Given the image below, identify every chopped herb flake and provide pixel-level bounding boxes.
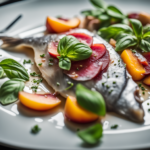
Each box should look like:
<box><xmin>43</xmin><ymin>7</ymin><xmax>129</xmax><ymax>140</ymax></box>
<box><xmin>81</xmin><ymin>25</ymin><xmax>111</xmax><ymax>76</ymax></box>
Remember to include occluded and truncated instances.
<box><xmin>106</xmin><ymin>85</ymin><xmax>110</xmax><ymax>89</ymax></box>
<box><xmin>65</xmin><ymin>82</ymin><xmax>74</xmax><ymax>90</ymax></box>
<box><xmin>30</xmin><ymin>72</ymin><xmax>40</xmax><ymax>77</ymax></box>
<box><xmin>23</xmin><ymin>59</ymin><xmax>31</xmax><ymax>64</ymax></box>
<box><xmin>148</xmin><ymin>109</ymin><xmax>150</xmax><ymax>112</ymax></box>
<box><xmin>141</xmin><ymin>87</ymin><xmax>145</xmax><ymax>91</ymax></box>
<box><xmin>31</xmin><ymin>125</ymin><xmax>41</xmax><ymax>134</ymax></box>
<box><xmin>142</xmin><ymin>92</ymin><xmax>145</xmax><ymax>95</ymax></box>
<box><xmin>49</xmin><ymin>63</ymin><xmax>53</xmax><ymax>66</ymax></box>
<box><xmin>138</xmin><ymin>83</ymin><xmax>142</xmax><ymax>87</ymax></box>
<box><xmin>40</xmin><ymin>54</ymin><xmax>45</xmax><ymax>57</ymax></box>
<box><xmin>114</xmin><ymin>64</ymin><xmax>116</xmax><ymax>66</ymax></box>
<box><xmin>31</xmin><ymin>86</ymin><xmax>38</xmax><ymax>92</ymax></box>
<box><xmin>57</xmin><ymin>82</ymin><xmax>60</xmax><ymax>86</ymax></box>
<box><xmin>113</xmin><ymin>81</ymin><xmax>116</xmax><ymax>84</ymax></box>
<box><xmin>38</xmin><ymin>63</ymin><xmax>42</xmax><ymax>66</ymax></box>
<box><xmin>147</xmin><ymin>103</ymin><xmax>149</xmax><ymax>105</ymax></box>
<box><xmin>111</xmin><ymin>124</ymin><xmax>118</xmax><ymax>129</ymax></box>
<box><xmin>102</xmin><ymin>83</ymin><xmax>105</xmax><ymax>86</ymax></box>
<box><xmin>33</xmin><ymin>78</ymin><xmax>43</xmax><ymax>84</ymax></box>
<box><xmin>49</xmin><ymin>58</ymin><xmax>53</xmax><ymax>62</ymax></box>
<box><xmin>116</xmin><ymin>75</ymin><xmax>118</xmax><ymax>77</ymax></box>
<box><xmin>118</xmin><ymin>60</ymin><xmax>120</xmax><ymax>62</ymax></box>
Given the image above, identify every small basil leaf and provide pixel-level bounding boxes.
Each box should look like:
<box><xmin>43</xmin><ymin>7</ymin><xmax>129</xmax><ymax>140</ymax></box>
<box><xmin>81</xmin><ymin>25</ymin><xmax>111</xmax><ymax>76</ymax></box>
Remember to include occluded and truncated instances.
<box><xmin>139</xmin><ymin>39</ymin><xmax>150</xmax><ymax>52</ymax></box>
<box><xmin>0</xmin><ymin>59</ymin><xmax>29</xmax><ymax>81</ymax></box>
<box><xmin>0</xmin><ymin>78</ymin><xmax>25</xmax><ymax>105</ymax></box>
<box><xmin>115</xmin><ymin>35</ymin><xmax>137</xmax><ymax>51</ymax></box>
<box><xmin>66</xmin><ymin>43</ymin><xmax>92</xmax><ymax>61</ymax></box>
<box><xmin>143</xmin><ymin>25</ymin><xmax>150</xmax><ymax>34</ymax></box>
<box><xmin>129</xmin><ymin>19</ymin><xmax>143</xmax><ymax>40</ymax></box>
<box><xmin>58</xmin><ymin>57</ymin><xmax>71</xmax><ymax>70</ymax></box>
<box><xmin>107</xmin><ymin>5</ymin><xmax>124</xmax><ymax>19</ymax></box>
<box><xmin>143</xmin><ymin>31</ymin><xmax>150</xmax><ymax>39</ymax></box>
<box><xmin>77</xmin><ymin>123</ymin><xmax>103</xmax><ymax>145</ymax></box>
<box><xmin>90</xmin><ymin>0</ymin><xmax>107</xmax><ymax>10</ymax></box>
<box><xmin>0</xmin><ymin>67</ymin><xmax>4</xmax><ymax>78</ymax></box>
<box><xmin>76</xmin><ymin>84</ymin><xmax>106</xmax><ymax>116</ymax></box>
<box><xmin>121</xmin><ymin>18</ymin><xmax>129</xmax><ymax>25</ymax></box>
<box><xmin>99</xmin><ymin>20</ymin><xmax>111</xmax><ymax>29</ymax></box>
<box><xmin>91</xmin><ymin>9</ymin><xmax>103</xmax><ymax>17</ymax></box>
<box><xmin>57</xmin><ymin>36</ymin><xmax>79</xmax><ymax>56</ymax></box>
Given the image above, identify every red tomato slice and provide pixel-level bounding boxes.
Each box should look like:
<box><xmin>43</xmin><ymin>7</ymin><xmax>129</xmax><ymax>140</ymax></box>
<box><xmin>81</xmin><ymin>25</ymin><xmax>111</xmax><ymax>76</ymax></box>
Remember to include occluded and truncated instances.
<box><xmin>68</xmin><ymin>32</ymin><xmax>93</xmax><ymax>47</ymax></box>
<box><xmin>48</xmin><ymin>42</ymin><xmax>60</xmax><ymax>58</ymax></box>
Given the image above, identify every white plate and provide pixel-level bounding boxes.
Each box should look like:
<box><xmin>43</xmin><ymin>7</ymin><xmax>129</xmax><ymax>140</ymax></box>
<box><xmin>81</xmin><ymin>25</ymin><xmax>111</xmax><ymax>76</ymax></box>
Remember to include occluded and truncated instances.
<box><xmin>1</xmin><ymin>0</ymin><xmax>150</xmax><ymax>149</ymax></box>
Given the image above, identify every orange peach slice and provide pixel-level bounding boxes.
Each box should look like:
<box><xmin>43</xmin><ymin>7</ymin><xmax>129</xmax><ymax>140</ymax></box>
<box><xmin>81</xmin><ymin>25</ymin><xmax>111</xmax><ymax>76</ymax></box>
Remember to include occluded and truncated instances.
<box><xmin>46</xmin><ymin>17</ymin><xmax>80</xmax><ymax>33</ymax></box>
<box><xmin>121</xmin><ymin>49</ymin><xmax>145</xmax><ymax>81</ymax></box>
<box><xmin>64</xmin><ymin>96</ymin><xmax>99</xmax><ymax>123</ymax></box>
<box><xmin>19</xmin><ymin>92</ymin><xmax>61</xmax><ymax>111</ymax></box>
<box><xmin>143</xmin><ymin>75</ymin><xmax>150</xmax><ymax>86</ymax></box>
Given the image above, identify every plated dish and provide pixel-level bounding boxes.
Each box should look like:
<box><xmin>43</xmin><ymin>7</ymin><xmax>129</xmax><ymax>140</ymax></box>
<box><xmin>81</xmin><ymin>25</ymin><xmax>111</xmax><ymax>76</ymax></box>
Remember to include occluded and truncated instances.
<box><xmin>1</xmin><ymin>0</ymin><xmax>150</xmax><ymax>149</ymax></box>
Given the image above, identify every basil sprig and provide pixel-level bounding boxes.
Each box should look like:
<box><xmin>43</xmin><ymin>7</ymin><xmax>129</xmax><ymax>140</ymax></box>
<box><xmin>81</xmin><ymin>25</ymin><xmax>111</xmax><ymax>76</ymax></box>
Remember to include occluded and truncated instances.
<box><xmin>0</xmin><ymin>78</ymin><xmax>25</xmax><ymax>105</ymax></box>
<box><xmin>76</xmin><ymin>84</ymin><xmax>106</xmax><ymax>116</ymax></box>
<box><xmin>0</xmin><ymin>59</ymin><xmax>29</xmax><ymax>105</ymax></box>
<box><xmin>99</xmin><ymin>19</ymin><xmax>150</xmax><ymax>52</ymax></box>
<box><xmin>77</xmin><ymin>123</ymin><xmax>103</xmax><ymax>145</ymax></box>
<box><xmin>57</xmin><ymin>36</ymin><xmax>92</xmax><ymax>70</ymax></box>
<box><xmin>81</xmin><ymin>0</ymin><xmax>127</xmax><ymax>29</ymax></box>
<box><xmin>0</xmin><ymin>59</ymin><xmax>29</xmax><ymax>81</ymax></box>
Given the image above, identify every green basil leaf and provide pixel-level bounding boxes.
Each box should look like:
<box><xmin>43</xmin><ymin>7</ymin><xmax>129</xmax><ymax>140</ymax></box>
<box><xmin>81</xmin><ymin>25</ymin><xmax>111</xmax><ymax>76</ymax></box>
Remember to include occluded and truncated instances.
<box><xmin>66</xmin><ymin>43</ymin><xmax>92</xmax><ymax>61</ymax></box>
<box><xmin>81</xmin><ymin>9</ymin><xmax>103</xmax><ymax>17</ymax></box>
<box><xmin>115</xmin><ymin>35</ymin><xmax>137</xmax><ymax>51</ymax></box>
<box><xmin>77</xmin><ymin>123</ymin><xmax>103</xmax><ymax>145</ymax></box>
<box><xmin>0</xmin><ymin>78</ymin><xmax>25</xmax><ymax>105</ymax></box>
<box><xmin>58</xmin><ymin>57</ymin><xmax>71</xmax><ymax>70</ymax></box>
<box><xmin>98</xmin><ymin>24</ymin><xmax>133</xmax><ymax>41</ymax></box>
<box><xmin>143</xmin><ymin>31</ymin><xmax>150</xmax><ymax>39</ymax></box>
<box><xmin>114</xmin><ymin>32</ymin><xmax>130</xmax><ymax>41</ymax></box>
<box><xmin>139</xmin><ymin>39</ymin><xmax>150</xmax><ymax>52</ymax></box>
<box><xmin>107</xmin><ymin>5</ymin><xmax>124</xmax><ymax>19</ymax></box>
<box><xmin>143</xmin><ymin>25</ymin><xmax>150</xmax><ymax>33</ymax></box>
<box><xmin>121</xmin><ymin>18</ymin><xmax>129</xmax><ymax>25</ymax></box>
<box><xmin>57</xmin><ymin>36</ymin><xmax>79</xmax><ymax>56</ymax></box>
<box><xmin>90</xmin><ymin>0</ymin><xmax>107</xmax><ymax>10</ymax></box>
<box><xmin>0</xmin><ymin>67</ymin><xmax>4</xmax><ymax>78</ymax></box>
<box><xmin>81</xmin><ymin>10</ymin><xmax>92</xmax><ymax>16</ymax></box>
<box><xmin>76</xmin><ymin>84</ymin><xmax>106</xmax><ymax>116</ymax></box>
<box><xmin>99</xmin><ymin>20</ymin><xmax>111</xmax><ymax>29</ymax></box>
<box><xmin>0</xmin><ymin>59</ymin><xmax>29</xmax><ymax>81</ymax></box>
<box><xmin>129</xmin><ymin>19</ymin><xmax>143</xmax><ymax>40</ymax></box>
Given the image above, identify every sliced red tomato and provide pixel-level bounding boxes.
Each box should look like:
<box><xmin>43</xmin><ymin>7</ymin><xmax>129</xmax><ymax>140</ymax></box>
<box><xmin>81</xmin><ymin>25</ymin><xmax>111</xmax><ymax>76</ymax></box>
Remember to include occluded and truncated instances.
<box><xmin>90</xmin><ymin>44</ymin><xmax>106</xmax><ymax>61</ymax></box>
<box><xmin>68</xmin><ymin>32</ymin><xmax>93</xmax><ymax>47</ymax></box>
<box><xmin>143</xmin><ymin>52</ymin><xmax>150</xmax><ymax>74</ymax></box>
<box><xmin>48</xmin><ymin>42</ymin><xmax>60</xmax><ymax>58</ymax></box>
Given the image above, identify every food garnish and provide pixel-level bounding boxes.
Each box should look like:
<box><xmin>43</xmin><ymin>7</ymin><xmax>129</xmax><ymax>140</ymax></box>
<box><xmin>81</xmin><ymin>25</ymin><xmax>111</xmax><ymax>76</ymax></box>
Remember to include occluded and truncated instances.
<box><xmin>23</xmin><ymin>59</ymin><xmax>32</xmax><ymax>64</ymax></box>
<box><xmin>0</xmin><ymin>66</ymin><xmax>4</xmax><ymax>78</ymax></box>
<box><xmin>33</xmin><ymin>78</ymin><xmax>43</xmax><ymax>84</ymax></box>
<box><xmin>57</xmin><ymin>35</ymin><xmax>92</xmax><ymax>70</ymax></box>
<box><xmin>30</xmin><ymin>72</ymin><xmax>40</xmax><ymax>77</ymax></box>
<box><xmin>77</xmin><ymin>123</ymin><xmax>103</xmax><ymax>145</ymax></box>
<box><xmin>76</xmin><ymin>84</ymin><xmax>106</xmax><ymax>116</ymax></box>
<box><xmin>111</xmin><ymin>124</ymin><xmax>118</xmax><ymax>129</ymax></box>
<box><xmin>99</xmin><ymin>19</ymin><xmax>150</xmax><ymax>52</ymax></box>
<box><xmin>31</xmin><ymin>125</ymin><xmax>41</xmax><ymax>134</ymax></box>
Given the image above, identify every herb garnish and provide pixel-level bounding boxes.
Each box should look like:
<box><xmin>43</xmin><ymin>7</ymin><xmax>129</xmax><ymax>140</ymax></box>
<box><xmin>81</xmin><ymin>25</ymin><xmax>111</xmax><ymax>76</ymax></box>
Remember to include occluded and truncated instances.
<box><xmin>57</xmin><ymin>82</ymin><xmax>60</xmax><ymax>86</ymax></box>
<box><xmin>31</xmin><ymin>86</ymin><xmax>38</xmax><ymax>92</ymax></box>
<box><xmin>0</xmin><ymin>66</ymin><xmax>4</xmax><ymax>78</ymax></box>
<box><xmin>49</xmin><ymin>63</ymin><xmax>53</xmax><ymax>66</ymax></box>
<box><xmin>111</xmin><ymin>124</ymin><xmax>118</xmax><ymax>129</ymax></box>
<box><xmin>99</xmin><ymin>19</ymin><xmax>150</xmax><ymax>52</ymax></box>
<box><xmin>81</xmin><ymin>0</ymin><xmax>127</xmax><ymax>29</ymax></box>
<box><xmin>77</xmin><ymin>123</ymin><xmax>103</xmax><ymax>145</ymax></box>
<box><xmin>40</xmin><ymin>54</ymin><xmax>45</xmax><ymax>57</ymax></box>
<box><xmin>33</xmin><ymin>79</ymin><xmax>42</xmax><ymax>84</ymax></box>
<box><xmin>31</xmin><ymin>125</ymin><xmax>41</xmax><ymax>134</ymax></box>
<box><xmin>57</xmin><ymin>36</ymin><xmax>92</xmax><ymax>70</ymax></box>
<box><xmin>23</xmin><ymin>59</ymin><xmax>31</xmax><ymax>64</ymax></box>
<box><xmin>76</xmin><ymin>84</ymin><xmax>106</xmax><ymax>116</ymax></box>
<box><xmin>30</xmin><ymin>72</ymin><xmax>40</xmax><ymax>77</ymax></box>
<box><xmin>65</xmin><ymin>81</ymin><xmax>74</xmax><ymax>90</ymax></box>
<box><xmin>49</xmin><ymin>58</ymin><xmax>53</xmax><ymax>62</ymax></box>
<box><xmin>38</xmin><ymin>63</ymin><xmax>42</xmax><ymax>66</ymax></box>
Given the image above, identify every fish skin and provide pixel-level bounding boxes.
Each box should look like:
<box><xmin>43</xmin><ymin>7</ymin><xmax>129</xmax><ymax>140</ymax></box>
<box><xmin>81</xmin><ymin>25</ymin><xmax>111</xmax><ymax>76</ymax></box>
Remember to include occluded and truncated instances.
<box><xmin>0</xmin><ymin>29</ymin><xmax>144</xmax><ymax>122</ymax></box>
